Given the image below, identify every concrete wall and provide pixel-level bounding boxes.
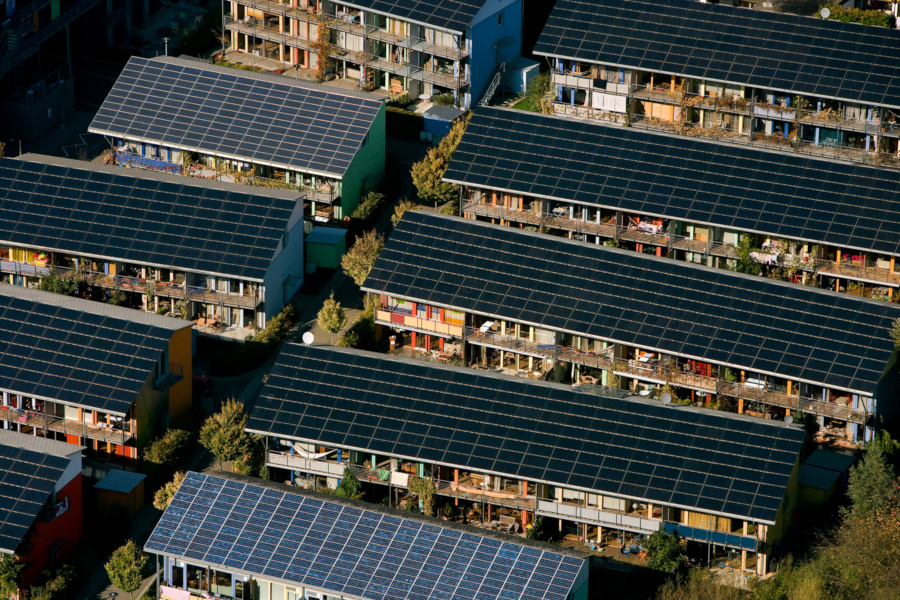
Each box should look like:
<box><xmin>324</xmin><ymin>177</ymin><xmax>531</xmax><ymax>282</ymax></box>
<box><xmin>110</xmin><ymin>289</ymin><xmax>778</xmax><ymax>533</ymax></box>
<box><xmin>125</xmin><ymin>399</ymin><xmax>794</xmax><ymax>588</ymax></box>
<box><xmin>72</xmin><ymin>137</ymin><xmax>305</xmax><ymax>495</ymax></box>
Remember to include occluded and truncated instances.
<box><xmin>261</xmin><ymin>216</ymin><xmax>305</xmax><ymax>324</ymax></box>
<box><xmin>469</xmin><ymin>0</ymin><xmax>522</xmax><ymax>106</ymax></box>
<box><xmin>339</xmin><ymin>103</ymin><xmax>387</xmax><ymax>219</ymax></box>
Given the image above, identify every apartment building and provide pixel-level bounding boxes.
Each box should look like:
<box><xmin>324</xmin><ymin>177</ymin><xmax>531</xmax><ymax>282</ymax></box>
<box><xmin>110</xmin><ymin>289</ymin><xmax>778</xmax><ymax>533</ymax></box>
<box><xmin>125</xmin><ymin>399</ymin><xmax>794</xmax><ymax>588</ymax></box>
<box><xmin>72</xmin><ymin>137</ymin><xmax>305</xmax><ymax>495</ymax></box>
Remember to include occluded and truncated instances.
<box><xmin>0</xmin><ymin>284</ymin><xmax>193</xmax><ymax>462</ymax></box>
<box><xmin>0</xmin><ymin>431</ymin><xmax>84</xmax><ymax>591</ymax></box>
<box><xmin>248</xmin><ymin>343</ymin><xmax>805</xmax><ymax>575</ymax></box>
<box><xmin>224</xmin><ymin>0</ymin><xmax>523</xmax><ymax>108</ymax></box>
<box><xmin>533</xmin><ymin>0</ymin><xmax>900</xmax><ymax>169</ymax></box>
<box><xmin>362</xmin><ymin>211</ymin><xmax>900</xmax><ymax>444</ymax></box>
<box><xmin>89</xmin><ymin>56</ymin><xmax>385</xmax><ymax>222</ymax></box>
<box><xmin>147</xmin><ymin>471</ymin><xmax>590</xmax><ymax>600</ymax></box>
<box><xmin>0</xmin><ymin>155</ymin><xmax>305</xmax><ymax>337</ymax></box>
<box><xmin>448</xmin><ymin>107</ymin><xmax>900</xmax><ymax>301</ymax></box>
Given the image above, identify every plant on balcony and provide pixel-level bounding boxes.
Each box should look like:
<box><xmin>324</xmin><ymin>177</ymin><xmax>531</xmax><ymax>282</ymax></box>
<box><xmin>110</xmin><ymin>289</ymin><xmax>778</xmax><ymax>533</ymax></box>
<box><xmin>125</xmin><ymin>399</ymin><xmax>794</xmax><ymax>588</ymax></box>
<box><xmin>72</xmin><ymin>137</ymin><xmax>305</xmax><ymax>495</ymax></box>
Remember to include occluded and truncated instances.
<box><xmin>105</xmin><ymin>541</ymin><xmax>147</xmax><ymax>600</ymax></box>
<box><xmin>732</xmin><ymin>235</ymin><xmax>763</xmax><ymax>276</ymax></box>
<box><xmin>153</xmin><ymin>471</ymin><xmax>186</xmax><ymax>510</ymax></box>
<box><xmin>318</xmin><ymin>292</ymin><xmax>348</xmax><ymax>345</ymax></box>
<box><xmin>724</xmin><ymin>368</ymin><xmax>738</xmax><ymax>383</ymax></box>
<box><xmin>604</xmin><ymin>237</ymin><xmax>622</xmax><ymax>248</ymax></box>
<box><xmin>38</xmin><ymin>265</ymin><xmax>78</xmax><ymax>296</ymax></box>
<box><xmin>439</xmin><ymin>502</ymin><xmax>456</xmax><ymax>520</ymax></box>
<box><xmin>408</xmin><ymin>476</ymin><xmax>436</xmax><ymax>516</ymax></box>
<box><xmin>341</xmin><ymin>230</ymin><xmax>386</xmax><ymax>287</ymax></box>
<box><xmin>311</xmin><ymin>14</ymin><xmax>336</xmax><ymax>83</ymax></box>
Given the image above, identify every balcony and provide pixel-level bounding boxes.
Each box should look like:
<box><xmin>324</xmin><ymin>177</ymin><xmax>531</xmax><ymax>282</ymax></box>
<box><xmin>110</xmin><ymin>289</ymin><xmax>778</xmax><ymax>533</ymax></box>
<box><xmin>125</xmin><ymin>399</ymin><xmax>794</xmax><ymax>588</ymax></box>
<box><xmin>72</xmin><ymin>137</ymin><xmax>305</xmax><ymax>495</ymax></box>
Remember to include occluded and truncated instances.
<box><xmin>612</xmin><ymin>359</ymin><xmax>718</xmax><ymax>393</ymax></box>
<box><xmin>717</xmin><ymin>381</ymin><xmax>867</xmax><ymax>425</ymax></box>
<box><xmin>0</xmin><ymin>408</ymin><xmax>134</xmax><ymax>444</ymax></box>
<box><xmin>815</xmin><ymin>259</ymin><xmax>900</xmax><ymax>286</ymax></box>
<box><xmin>664</xmin><ymin>522</ymin><xmax>757</xmax><ymax>552</ymax></box>
<box><xmin>115</xmin><ymin>150</ymin><xmax>183</xmax><ymax>175</ymax></box>
<box><xmin>376</xmin><ymin>309</ymin><xmax>463</xmax><ymax>338</ymax></box>
<box><xmin>537</xmin><ymin>500</ymin><xmax>661</xmax><ymax>534</ymax></box>
<box><xmin>154</xmin><ymin>363</ymin><xmax>184</xmax><ymax>392</ymax></box>
<box><xmin>464</xmin><ymin>327</ymin><xmax>558</xmax><ymax>360</ymax></box>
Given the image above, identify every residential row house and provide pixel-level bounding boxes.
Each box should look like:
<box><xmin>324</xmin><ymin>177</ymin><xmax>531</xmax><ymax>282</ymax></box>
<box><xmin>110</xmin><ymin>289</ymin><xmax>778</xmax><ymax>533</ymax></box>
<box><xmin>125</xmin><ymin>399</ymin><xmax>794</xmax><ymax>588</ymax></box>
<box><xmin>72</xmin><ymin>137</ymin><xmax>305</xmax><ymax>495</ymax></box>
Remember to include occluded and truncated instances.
<box><xmin>148</xmin><ymin>471</ymin><xmax>590</xmax><ymax>600</ymax></box>
<box><xmin>362</xmin><ymin>211</ymin><xmax>900</xmax><ymax>445</ymax></box>
<box><xmin>0</xmin><ymin>431</ymin><xmax>84</xmax><ymax>592</ymax></box>
<box><xmin>448</xmin><ymin>107</ymin><xmax>900</xmax><ymax>302</ymax></box>
<box><xmin>89</xmin><ymin>56</ymin><xmax>386</xmax><ymax>223</ymax></box>
<box><xmin>0</xmin><ymin>154</ymin><xmax>305</xmax><ymax>338</ymax></box>
<box><xmin>533</xmin><ymin>0</ymin><xmax>900</xmax><ymax>169</ymax></box>
<box><xmin>224</xmin><ymin>0</ymin><xmax>523</xmax><ymax>108</ymax></box>
<box><xmin>0</xmin><ymin>284</ymin><xmax>193</xmax><ymax>462</ymax></box>
<box><xmin>248</xmin><ymin>343</ymin><xmax>805</xmax><ymax>575</ymax></box>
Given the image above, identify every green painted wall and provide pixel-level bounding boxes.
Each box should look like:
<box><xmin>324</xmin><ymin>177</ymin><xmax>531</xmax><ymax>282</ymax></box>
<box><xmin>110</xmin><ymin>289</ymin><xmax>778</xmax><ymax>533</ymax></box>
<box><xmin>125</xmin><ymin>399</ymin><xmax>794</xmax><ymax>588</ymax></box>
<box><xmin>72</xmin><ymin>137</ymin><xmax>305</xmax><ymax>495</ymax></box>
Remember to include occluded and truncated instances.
<box><xmin>306</xmin><ymin>238</ymin><xmax>346</xmax><ymax>269</ymax></box>
<box><xmin>337</xmin><ymin>104</ymin><xmax>387</xmax><ymax>219</ymax></box>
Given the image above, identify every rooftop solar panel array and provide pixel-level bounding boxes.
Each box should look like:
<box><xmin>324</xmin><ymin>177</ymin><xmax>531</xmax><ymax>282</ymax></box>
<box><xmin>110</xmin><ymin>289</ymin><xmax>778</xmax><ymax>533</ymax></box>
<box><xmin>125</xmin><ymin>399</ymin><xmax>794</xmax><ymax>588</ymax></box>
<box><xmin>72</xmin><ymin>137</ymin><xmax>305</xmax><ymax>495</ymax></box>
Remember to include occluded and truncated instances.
<box><xmin>0</xmin><ymin>285</ymin><xmax>187</xmax><ymax>415</ymax></box>
<box><xmin>444</xmin><ymin>108</ymin><xmax>900</xmax><ymax>257</ymax></box>
<box><xmin>89</xmin><ymin>57</ymin><xmax>382</xmax><ymax>177</ymax></box>
<box><xmin>343</xmin><ymin>0</ymin><xmax>484</xmax><ymax>33</ymax></box>
<box><xmin>249</xmin><ymin>344</ymin><xmax>804</xmax><ymax>523</ymax></box>
<box><xmin>0</xmin><ymin>156</ymin><xmax>299</xmax><ymax>281</ymax></box>
<box><xmin>533</xmin><ymin>0</ymin><xmax>900</xmax><ymax>108</ymax></box>
<box><xmin>147</xmin><ymin>472</ymin><xmax>585</xmax><ymax>600</ymax></box>
<box><xmin>363</xmin><ymin>212</ymin><xmax>900</xmax><ymax>396</ymax></box>
<box><xmin>0</xmin><ymin>442</ymin><xmax>70</xmax><ymax>553</ymax></box>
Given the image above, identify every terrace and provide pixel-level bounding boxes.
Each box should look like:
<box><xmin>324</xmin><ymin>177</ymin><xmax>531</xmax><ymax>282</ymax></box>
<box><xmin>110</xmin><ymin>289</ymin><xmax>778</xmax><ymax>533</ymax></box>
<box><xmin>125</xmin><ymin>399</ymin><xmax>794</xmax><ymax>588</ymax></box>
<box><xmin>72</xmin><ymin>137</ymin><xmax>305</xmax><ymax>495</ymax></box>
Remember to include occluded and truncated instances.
<box><xmin>0</xmin><ymin>407</ymin><xmax>134</xmax><ymax>444</ymax></box>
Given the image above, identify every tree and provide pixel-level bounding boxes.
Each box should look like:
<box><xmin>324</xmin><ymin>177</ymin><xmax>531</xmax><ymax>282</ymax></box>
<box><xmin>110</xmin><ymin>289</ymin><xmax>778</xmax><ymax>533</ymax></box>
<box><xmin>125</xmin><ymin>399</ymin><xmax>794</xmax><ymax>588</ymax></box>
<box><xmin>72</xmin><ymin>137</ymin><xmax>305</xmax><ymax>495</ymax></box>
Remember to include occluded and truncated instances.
<box><xmin>341</xmin><ymin>230</ymin><xmax>385</xmax><ymax>287</ymax></box>
<box><xmin>390</xmin><ymin>200</ymin><xmax>423</xmax><ymax>227</ymax></box>
<box><xmin>104</xmin><ymin>540</ymin><xmax>147</xmax><ymax>600</ymax></box>
<box><xmin>333</xmin><ymin>467</ymin><xmax>364</xmax><ymax>500</ymax></box>
<box><xmin>645</xmin><ymin>531</ymin><xmax>687</xmax><ymax>574</ymax></box>
<box><xmin>317</xmin><ymin>292</ymin><xmax>348</xmax><ymax>345</ymax></box>
<box><xmin>846</xmin><ymin>443</ymin><xmax>898</xmax><ymax>517</ymax></box>
<box><xmin>38</xmin><ymin>265</ymin><xmax>78</xmax><ymax>296</ymax></box>
<box><xmin>0</xmin><ymin>554</ymin><xmax>23</xmax><ymax>599</ymax></box>
<box><xmin>199</xmin><ymin>399</ymin><xmax>254</xmax><ymax>470</ymax></box>
<box><xmin>410</xmin><ymin>114</ymin><xmax>470</xmax><ymax>206</ymax></box>
<box><xmin>153</xmin><ymin>471</ymin><xmax>186</xmax><ymax>510</ymax></box>
<box><xmin>890</xmin><ymin>318</ymin><xmax>900</xmax><ymax>350</ymax></box>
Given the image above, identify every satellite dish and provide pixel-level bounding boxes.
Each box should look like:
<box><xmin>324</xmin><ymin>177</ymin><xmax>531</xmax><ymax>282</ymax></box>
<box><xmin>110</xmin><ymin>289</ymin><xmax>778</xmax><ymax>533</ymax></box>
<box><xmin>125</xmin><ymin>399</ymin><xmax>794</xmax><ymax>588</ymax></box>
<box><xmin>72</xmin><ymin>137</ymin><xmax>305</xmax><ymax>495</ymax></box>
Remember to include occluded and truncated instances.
<box><xmin>784</xmin><ymin>414</ymin><xmax>794</xmax><ymax>425</ymax></box>
<box><xmin>661</xmin><ymin>392</ymin><xmax>672</xmax><ymax>405</ymax></box>
<box><xmin>820</xmin><ymin>7</ymin><xmax>830</xmax><ymax>18</ymax></box>
<box><xmin>302</xmin><ymin>331</ymin><xmax>315</xmax><ymax>345</ymax></box>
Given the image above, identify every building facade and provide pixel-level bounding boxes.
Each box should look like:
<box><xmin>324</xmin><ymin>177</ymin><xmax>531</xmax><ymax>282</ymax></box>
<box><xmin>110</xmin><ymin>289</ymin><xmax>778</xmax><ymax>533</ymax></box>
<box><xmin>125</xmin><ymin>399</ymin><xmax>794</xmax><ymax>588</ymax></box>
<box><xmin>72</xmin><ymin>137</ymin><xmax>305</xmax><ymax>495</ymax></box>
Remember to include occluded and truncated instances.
<box><xmin>224</xmin><ymin>0</ymin><xmax>523</xmax><ymax>108</ymax></box>
<box><xmin>447</xmin><ymin>107</ymin><xmax>900</xmax><ymax>302</ymax></box>
<box><xmin>0</xmin><ymin>155</ymin><xmax>305</xmax><ymax>337</ymax></box>
<box><xmin>248</xmin><ymin>343</ymin><xmax>806</xmax><ymax>575</ymax></box>
<box><xmin>0</xmin><ymin>284</ymin><xmax>193</xmax><ymax>462</ymax></box>
<box><xmin>147</xmin><ymin>471</ymin><xmax>589</xmax><ymax>600</ymax></box>
<box><xmin>89</xmin><ymin>56</ymin><xmax>386</xmax><ymax>222</ymax></box>
<box><xmin>362</xmin><ymin>212</ymin><xmax>900</xmax><ymax>445</ymax></box>
<box><xmin>533</xmin><ymin>0</ymin><xmax>900</xmax><ymax>169</ymax></box>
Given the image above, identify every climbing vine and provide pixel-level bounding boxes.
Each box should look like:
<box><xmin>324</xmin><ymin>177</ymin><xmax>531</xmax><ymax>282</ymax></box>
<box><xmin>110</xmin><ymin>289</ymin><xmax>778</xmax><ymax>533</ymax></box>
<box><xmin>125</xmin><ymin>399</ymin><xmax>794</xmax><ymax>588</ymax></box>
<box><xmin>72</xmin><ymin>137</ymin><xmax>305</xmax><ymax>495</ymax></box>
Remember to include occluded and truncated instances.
<box><xmin>310</xmin><ymin>11</ymin><xmax>336</xmax><ymax>83</ymax></box>
<box><xmin>408</xmin><ymin>476</ymin><xmax>436</xmax><ymax>516</ymax></box>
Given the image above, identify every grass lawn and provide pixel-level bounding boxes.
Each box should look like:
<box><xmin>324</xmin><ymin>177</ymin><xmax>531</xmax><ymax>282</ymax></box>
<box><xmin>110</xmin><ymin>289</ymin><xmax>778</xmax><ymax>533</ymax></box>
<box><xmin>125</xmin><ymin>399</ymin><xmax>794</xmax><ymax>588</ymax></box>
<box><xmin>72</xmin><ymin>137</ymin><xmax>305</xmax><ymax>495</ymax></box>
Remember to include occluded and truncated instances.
<box><xmin>512</xmin><ymin>96</ymin><xmax>541</xmax><ymax>112</ymax></box>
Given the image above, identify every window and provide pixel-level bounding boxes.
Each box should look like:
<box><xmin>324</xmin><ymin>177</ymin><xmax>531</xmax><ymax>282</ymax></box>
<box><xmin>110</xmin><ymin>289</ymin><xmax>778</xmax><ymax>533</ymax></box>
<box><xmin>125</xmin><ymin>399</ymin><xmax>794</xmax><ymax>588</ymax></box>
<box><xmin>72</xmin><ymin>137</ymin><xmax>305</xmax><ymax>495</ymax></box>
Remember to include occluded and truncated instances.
<box><xmin>497</xmin><ymin>11</ymin><xmax>503</xmax><ymax>26</ymax></box>
<box><xmin>602</xmin><ymin>497</ymin><xmax>626</xmax><ymax>512</ymax></box>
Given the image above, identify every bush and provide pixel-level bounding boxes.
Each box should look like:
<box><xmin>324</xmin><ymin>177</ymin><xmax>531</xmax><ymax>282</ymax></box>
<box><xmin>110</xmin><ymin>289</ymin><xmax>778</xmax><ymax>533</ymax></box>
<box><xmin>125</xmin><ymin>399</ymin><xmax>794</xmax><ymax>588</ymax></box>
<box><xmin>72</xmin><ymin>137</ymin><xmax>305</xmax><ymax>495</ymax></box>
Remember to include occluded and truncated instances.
<box><xmin>386</xmin><ymin>106</ymin><xmax>424</xmax><ymax>140</ymax></box>
<box><xmin>432</xmin><ymin>92</ymin><xmax>455</xmax><ymax>106</ymax></box>
<box><xmin>338</xmin><ymin>309</ymin><xmax>376</xmax><ymax>349</ymax></box>
<box><xmin>143</xmin><ymin>429</ymin><xmax>191</xmax><ymax>468</ymax></box>
<box><xmin>820</xmin><ymin>4</ymin><xmax>893</xmax><ymax>27</ymax></box>
<box><xmin>349</xmin><ymin>191</ymin><xmax>386</xmax><ymax>227</ymax></box>
<box><xmin>645</xmin><ymin>531</ymin><xmax>687</xmax><ymax>574</ymax></box>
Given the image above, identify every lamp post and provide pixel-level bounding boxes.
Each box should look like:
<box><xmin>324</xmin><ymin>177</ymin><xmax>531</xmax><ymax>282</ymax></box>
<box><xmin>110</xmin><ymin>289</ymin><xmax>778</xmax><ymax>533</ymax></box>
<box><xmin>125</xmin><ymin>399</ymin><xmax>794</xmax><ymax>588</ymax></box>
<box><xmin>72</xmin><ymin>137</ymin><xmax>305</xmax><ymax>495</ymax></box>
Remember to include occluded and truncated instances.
<box><xmin>294</xmin><ymin>64</ymin><xmax>301</xmax><ymax>80</ymax></box>
<box><xmin>162</xmin><ymin>37</ymin><xmax>170</xmax><ymax>57</ymax></box>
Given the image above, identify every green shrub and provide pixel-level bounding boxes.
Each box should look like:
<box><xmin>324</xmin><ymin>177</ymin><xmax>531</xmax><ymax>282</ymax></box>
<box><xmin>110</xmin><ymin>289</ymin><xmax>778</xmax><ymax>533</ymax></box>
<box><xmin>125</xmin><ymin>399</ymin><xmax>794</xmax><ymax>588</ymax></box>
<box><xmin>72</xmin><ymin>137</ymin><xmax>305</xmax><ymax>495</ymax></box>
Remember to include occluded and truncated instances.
<box><xmin>143</xmin><ymin>429</ymin><xmax>191</xmax><ymax>468</ymax></box>
<box><xmin>338</xmin><ymin>309</ymin><xmax>375</xmax><ymax>349</ymax></box>
<box><xmin>209</xmin><ymin>305</ymin><xmax>297</xmax><ymax>376</ymax></box>
<box><xmin>820</xmin><ymin>4</ymin><xmax>893</xmax><ymax>27</ymax></box>
<box><xmin>349</xmin><ymin>191</ymin><xmax>386</xmax><ymax>225</ymax></box>
<box><xmin>432</xmin><ymin>92</ymin><xmax>455</xmax><ymax>106</ymax></box>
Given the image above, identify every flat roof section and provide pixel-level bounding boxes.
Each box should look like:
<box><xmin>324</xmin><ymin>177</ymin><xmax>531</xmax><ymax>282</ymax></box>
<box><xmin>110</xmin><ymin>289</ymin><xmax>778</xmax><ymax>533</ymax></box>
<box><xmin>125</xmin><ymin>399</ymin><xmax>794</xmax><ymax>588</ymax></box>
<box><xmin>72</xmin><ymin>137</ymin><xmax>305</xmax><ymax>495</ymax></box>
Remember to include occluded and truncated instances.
<box><xmin>89</xmin><ymin>56</ymin><xmax>383</xmax><ymax>178</ymax></box>
<box><xmin>146</xmin><ymin>471</ymin><xmax>586</xmax><ymax>600</ymax></box>
<box><xmin>342</xmin><ymin>0</ymin><xmax>484</xmax><ymax>34</ymax></box>
<box><xmin>534</xmin><ymin>0</ymin><xmax>900</xmax><ymax>109</ymax></box>
<box><xmin>363</xmin><ymin>211</ymin><xmax>900</xmax><ymax>397</ymax></box>
<box><xmin>1</xmin><ymin>155</ymin><xmax>301</xmax><ymax>282</ymax></box>
<box><xmin>0</xmin><ymin>441</ymin><xmax>70</xmax><ymax>553</ymax></box>
<box><xmin>0</xmin><ymin>429</ymin><xmax>85</xmax><ymax>457</ymax></box>
<box><xmin>248</xmin><ymin>344</ymin><xmax>804</xmax><ymax>523</ymax></box>
<box><xmin>0</xmin><ymin>284</ymin><xmax>189</xmax><ymax>415</ymax></box>
<box><xmin>94</xmin><ymin>470</ymin><xmax>147</xmax><ymax>493</ymax></box>
<box><xmin>444</xmin><ymin>107</ymin><xmax>900</xmax><ymax>257</ymax></box>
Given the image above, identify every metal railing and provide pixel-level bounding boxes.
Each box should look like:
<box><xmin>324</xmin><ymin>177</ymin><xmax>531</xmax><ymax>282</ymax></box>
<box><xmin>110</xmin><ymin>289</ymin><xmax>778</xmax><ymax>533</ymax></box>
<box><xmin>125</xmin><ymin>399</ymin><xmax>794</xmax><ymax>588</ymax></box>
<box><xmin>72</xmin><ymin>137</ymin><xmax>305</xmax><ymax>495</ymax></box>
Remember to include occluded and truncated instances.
<box><xmin>717</xmin><ymin>382</ymin><xmax>867</xmax><ymax>424</ymax></box>
<box><xmin>0</xmin><ymin>407</ymin><xmax>133</xmax><ymax>444</ymax></box>
<box><xmin>376</xmin><ymin>309</ymin><xmax>464</xmax><ymax>338</ymax></box>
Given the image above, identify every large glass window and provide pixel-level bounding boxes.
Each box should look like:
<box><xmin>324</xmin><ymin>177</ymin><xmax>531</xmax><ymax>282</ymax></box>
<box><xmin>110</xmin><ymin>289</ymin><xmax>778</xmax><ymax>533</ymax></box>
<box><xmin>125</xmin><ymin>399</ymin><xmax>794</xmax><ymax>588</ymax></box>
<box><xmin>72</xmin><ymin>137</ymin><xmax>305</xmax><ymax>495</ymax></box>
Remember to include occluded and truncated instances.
<box><xmin>235</xmin><ymin>580</ymin><xmax>251</xmax><ymax>600</ymax></box>
<box><xmin>211</xmin><ymin>570</ymin><xmax>232</xmax><ymax>596</ymax></box>
<box><xmin>171</xmin><ymin>563</ymin><xmax>185</xmax><ymax>589</ymax></box>
<box><xmin>186</xmin><ymin>565</ymin><xmax>208</xmax><ymax>592</ymax></box>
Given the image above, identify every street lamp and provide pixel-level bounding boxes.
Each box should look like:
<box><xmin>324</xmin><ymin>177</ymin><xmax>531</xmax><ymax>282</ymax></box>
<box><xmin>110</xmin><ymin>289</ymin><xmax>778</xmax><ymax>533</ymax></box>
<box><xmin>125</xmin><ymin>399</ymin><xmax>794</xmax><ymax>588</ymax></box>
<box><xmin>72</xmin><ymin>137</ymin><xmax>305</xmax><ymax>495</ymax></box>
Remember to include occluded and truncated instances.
<box><xmin>162</xmin><ymin>37</ymin><xmax>170</xmax><ymax>57</ymax></box>
<box><xmin>294</xmin><ymin>64</ymin><xmax>301</xmax><ymax>80</ymax></box>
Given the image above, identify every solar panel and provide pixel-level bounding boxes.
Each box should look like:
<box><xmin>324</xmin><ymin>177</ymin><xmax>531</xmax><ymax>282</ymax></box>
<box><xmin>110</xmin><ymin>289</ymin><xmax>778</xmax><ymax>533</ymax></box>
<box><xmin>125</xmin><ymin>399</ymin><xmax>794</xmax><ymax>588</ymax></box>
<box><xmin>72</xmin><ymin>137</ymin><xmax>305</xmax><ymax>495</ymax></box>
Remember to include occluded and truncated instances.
<box><xmin>342</xmin><ymin>0</ymin><xmax>484</xmax><ymax>33</ymax></box>
<box><xmin>0</xmin><ymin>442</ymin><xmax>70</xmax><ymax>553</ymax></box>
<box><xmin>146</xmin><ymin>472</ymin><xmax>586</xmax><ymax>600</ymax></box>
<box><xmin>362</xmin><ymin>211</ymin><xmax>900</xmax><ymax>396</ymax></box>
<box><xmin>534</xmin><ymin>0</ymin><xmax>900</xmax><ymax>108</ymax></box>
<box><xmin>445</xmin><ymin>107</ymin><xmax>900</xmax><ymax>257</ymax></box>
<box><xmin>0</xmin><ymin>285</ymin><xmax>187</xmax><ymax>414</ymax></box>
<box><xmin>248</xmin><ymin>344</ymin><xmax>804</xmax><ymax>523</ymax></box>
<box><xmin>0</xmin><ymin>156</ymin><xmax>299</xmax><ymax>282</ymax></box>
<box><xmin>89</xmin><ymin>57</ymin><xmax>383</xmax><ymax>178</ymax></box>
